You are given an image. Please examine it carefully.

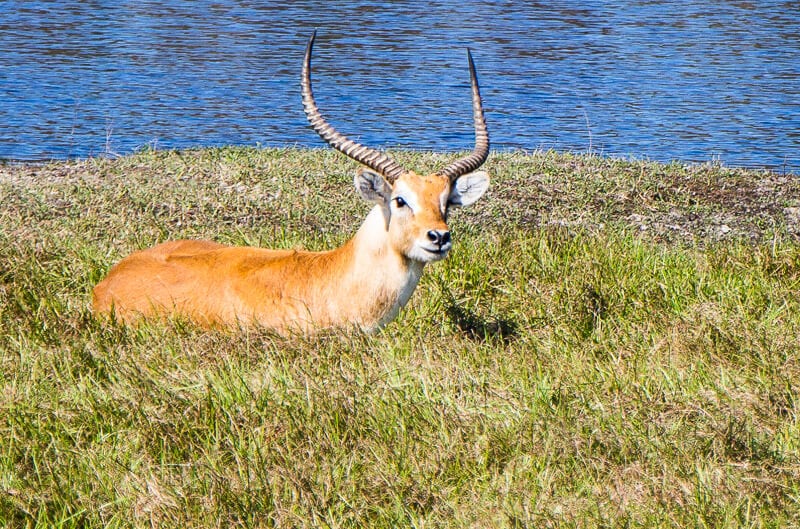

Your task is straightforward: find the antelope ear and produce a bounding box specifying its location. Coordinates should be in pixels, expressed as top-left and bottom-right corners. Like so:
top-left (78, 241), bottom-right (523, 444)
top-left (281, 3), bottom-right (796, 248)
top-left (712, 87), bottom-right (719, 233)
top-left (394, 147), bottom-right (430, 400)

top-left (355, 169), bottom-right (392, 204)
top-left (448, 171), bottom-right (489, 207)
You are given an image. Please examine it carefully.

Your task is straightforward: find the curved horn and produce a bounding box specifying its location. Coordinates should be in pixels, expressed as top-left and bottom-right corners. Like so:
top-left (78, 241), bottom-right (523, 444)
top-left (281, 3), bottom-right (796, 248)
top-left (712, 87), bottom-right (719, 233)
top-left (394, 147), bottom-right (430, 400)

top-left (301, 32), bottom-right (406, 183)
top-left (437, 49), bottom-right (490, 181)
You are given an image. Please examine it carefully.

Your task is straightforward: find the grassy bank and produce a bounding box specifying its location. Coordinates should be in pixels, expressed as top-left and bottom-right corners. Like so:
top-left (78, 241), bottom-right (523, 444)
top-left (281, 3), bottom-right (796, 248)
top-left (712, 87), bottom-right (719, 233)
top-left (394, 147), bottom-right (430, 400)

top-left (1, 147), bottom-right (800, 528)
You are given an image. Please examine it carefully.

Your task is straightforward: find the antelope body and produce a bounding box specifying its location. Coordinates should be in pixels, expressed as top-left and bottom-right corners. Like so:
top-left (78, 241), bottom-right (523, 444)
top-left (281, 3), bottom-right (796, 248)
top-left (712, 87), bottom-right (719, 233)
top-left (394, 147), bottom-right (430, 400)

top-left (92, 33), bottom-right (491, 334)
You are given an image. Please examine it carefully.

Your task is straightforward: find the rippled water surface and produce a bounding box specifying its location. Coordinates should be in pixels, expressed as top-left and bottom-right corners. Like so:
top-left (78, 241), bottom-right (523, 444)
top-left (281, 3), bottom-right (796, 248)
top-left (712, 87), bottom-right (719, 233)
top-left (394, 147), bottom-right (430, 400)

top-left (1, 1), bottom-right (798, 170)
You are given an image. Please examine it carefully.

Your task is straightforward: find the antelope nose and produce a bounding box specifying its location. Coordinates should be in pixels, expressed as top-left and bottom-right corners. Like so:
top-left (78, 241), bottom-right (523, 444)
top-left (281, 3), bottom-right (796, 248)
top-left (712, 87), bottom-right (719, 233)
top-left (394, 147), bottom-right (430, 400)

top-left (427, 230), bottom-right (451, 247)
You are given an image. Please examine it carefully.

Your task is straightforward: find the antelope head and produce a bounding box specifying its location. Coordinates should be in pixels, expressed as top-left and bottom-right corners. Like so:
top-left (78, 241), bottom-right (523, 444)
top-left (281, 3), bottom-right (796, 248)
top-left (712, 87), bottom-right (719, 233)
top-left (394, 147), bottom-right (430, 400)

top-left (301, 32), bottom-right (490, 265)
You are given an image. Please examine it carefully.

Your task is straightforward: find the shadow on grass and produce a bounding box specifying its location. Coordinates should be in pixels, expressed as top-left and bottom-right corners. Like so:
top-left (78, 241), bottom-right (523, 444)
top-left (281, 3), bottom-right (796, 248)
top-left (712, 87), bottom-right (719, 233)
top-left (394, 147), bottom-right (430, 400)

top-left (445, 302), bottom-right (519, 344)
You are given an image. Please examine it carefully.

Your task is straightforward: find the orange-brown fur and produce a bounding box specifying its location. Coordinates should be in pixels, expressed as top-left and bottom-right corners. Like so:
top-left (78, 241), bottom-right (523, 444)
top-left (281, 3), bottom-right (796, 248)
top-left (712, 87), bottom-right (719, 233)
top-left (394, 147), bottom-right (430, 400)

top-left (92, 170), bottom-right (488, 334)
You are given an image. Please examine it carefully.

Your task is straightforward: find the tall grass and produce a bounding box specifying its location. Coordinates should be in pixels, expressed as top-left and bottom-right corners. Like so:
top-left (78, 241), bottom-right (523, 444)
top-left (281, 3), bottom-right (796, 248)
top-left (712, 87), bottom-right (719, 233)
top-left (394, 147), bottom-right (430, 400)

top-left (1, 148), bottom-right (799, 527)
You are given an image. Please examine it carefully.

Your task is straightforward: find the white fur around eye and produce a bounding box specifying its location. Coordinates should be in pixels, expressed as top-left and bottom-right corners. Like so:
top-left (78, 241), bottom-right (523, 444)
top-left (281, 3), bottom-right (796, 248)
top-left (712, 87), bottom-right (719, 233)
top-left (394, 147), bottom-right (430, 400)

top-left (392, 182), bottom-right (420, 211)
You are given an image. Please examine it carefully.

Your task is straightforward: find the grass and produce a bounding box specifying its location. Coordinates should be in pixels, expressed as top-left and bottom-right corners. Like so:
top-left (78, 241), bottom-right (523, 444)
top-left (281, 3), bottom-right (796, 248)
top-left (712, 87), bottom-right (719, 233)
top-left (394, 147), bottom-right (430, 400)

top-left (1, 147), bottom-right (800, 527)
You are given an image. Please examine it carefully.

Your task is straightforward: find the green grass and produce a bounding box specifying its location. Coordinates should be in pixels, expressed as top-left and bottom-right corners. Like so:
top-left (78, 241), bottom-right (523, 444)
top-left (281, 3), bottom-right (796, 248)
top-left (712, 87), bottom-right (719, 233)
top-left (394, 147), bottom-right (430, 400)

top-left (1, 147), bottom-right (800, 527)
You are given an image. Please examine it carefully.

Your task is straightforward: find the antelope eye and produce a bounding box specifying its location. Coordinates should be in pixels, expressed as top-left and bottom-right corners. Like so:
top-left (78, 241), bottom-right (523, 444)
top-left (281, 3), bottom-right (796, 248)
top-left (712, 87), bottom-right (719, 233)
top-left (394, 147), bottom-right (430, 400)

top-left (394, 197), bottom-right (407, 208)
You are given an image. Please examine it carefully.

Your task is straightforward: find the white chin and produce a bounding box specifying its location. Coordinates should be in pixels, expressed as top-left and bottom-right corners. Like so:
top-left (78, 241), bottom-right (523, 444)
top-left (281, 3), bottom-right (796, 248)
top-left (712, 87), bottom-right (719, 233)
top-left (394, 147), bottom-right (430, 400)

top-left (409, 246), bottom-right (450, 263)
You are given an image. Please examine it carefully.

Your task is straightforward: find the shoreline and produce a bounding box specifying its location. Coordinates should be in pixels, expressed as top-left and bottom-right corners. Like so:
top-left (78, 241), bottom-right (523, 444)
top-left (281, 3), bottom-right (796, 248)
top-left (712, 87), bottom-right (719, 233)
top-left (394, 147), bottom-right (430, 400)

top-left (2, 147), bottom-right (798, 244)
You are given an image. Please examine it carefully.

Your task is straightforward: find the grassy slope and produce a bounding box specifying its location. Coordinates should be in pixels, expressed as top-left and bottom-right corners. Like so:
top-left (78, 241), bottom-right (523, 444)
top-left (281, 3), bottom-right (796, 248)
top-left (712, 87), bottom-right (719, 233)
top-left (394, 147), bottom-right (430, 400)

top-left (1, 148), bottom-right (800, 528)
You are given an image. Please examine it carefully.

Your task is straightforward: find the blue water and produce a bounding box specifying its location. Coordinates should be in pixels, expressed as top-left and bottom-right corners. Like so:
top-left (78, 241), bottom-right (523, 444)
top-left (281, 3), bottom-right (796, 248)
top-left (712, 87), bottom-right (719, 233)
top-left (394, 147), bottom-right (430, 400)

top-left (1, 1), bottom-right (798, 171)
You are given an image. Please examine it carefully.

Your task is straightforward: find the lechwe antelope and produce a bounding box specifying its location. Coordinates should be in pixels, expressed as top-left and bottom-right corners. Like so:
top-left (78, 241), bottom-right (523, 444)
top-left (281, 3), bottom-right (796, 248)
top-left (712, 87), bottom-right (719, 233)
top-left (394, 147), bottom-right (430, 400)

top-left (92, 32), bottom-right (491, 333)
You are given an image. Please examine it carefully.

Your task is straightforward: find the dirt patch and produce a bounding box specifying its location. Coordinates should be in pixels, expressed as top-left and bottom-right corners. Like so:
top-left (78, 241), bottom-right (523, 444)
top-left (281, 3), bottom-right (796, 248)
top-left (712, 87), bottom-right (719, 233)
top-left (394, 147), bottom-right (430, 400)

top-left (475, 153), bottom-right (800, 243)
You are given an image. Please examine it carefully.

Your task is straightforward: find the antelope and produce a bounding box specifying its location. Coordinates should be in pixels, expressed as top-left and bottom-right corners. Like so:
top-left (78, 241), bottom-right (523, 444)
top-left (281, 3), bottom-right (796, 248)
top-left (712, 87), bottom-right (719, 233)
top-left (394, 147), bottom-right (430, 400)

top-left (92, 32), bottom-right (491, 334)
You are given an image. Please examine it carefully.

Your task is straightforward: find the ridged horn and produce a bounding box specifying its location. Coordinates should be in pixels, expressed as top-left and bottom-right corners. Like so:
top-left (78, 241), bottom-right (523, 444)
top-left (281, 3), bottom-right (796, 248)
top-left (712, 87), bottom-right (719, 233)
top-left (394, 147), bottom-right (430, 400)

top-left (301, 31), bottom-right (406, 183)
top-left (437, 49), bottom-right (490, 181)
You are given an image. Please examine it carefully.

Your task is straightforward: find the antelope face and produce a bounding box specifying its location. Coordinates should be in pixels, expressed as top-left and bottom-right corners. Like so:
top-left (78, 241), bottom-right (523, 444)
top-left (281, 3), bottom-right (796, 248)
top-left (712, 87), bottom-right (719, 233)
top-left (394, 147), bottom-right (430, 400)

top-left (356, 169), bottom-right (490, 263)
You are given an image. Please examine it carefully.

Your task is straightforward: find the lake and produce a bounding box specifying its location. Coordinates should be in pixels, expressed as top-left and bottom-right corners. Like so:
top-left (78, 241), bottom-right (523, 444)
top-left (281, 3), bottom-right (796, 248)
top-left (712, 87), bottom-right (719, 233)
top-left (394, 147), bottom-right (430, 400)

top-left (1, 1), bottom-right (798, 171)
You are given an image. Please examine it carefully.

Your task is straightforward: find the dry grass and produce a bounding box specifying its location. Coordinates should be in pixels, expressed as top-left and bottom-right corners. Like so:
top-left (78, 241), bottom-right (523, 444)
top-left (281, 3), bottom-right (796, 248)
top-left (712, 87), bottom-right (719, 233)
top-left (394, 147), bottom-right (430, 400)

top-left (1, 148), bottom-right (800, 527)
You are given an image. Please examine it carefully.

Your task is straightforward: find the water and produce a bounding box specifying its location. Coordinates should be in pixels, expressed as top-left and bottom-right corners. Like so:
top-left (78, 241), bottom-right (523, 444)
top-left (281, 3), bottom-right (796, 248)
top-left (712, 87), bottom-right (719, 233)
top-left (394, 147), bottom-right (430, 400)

top-left (1, 1), bottom-right (798, 171)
